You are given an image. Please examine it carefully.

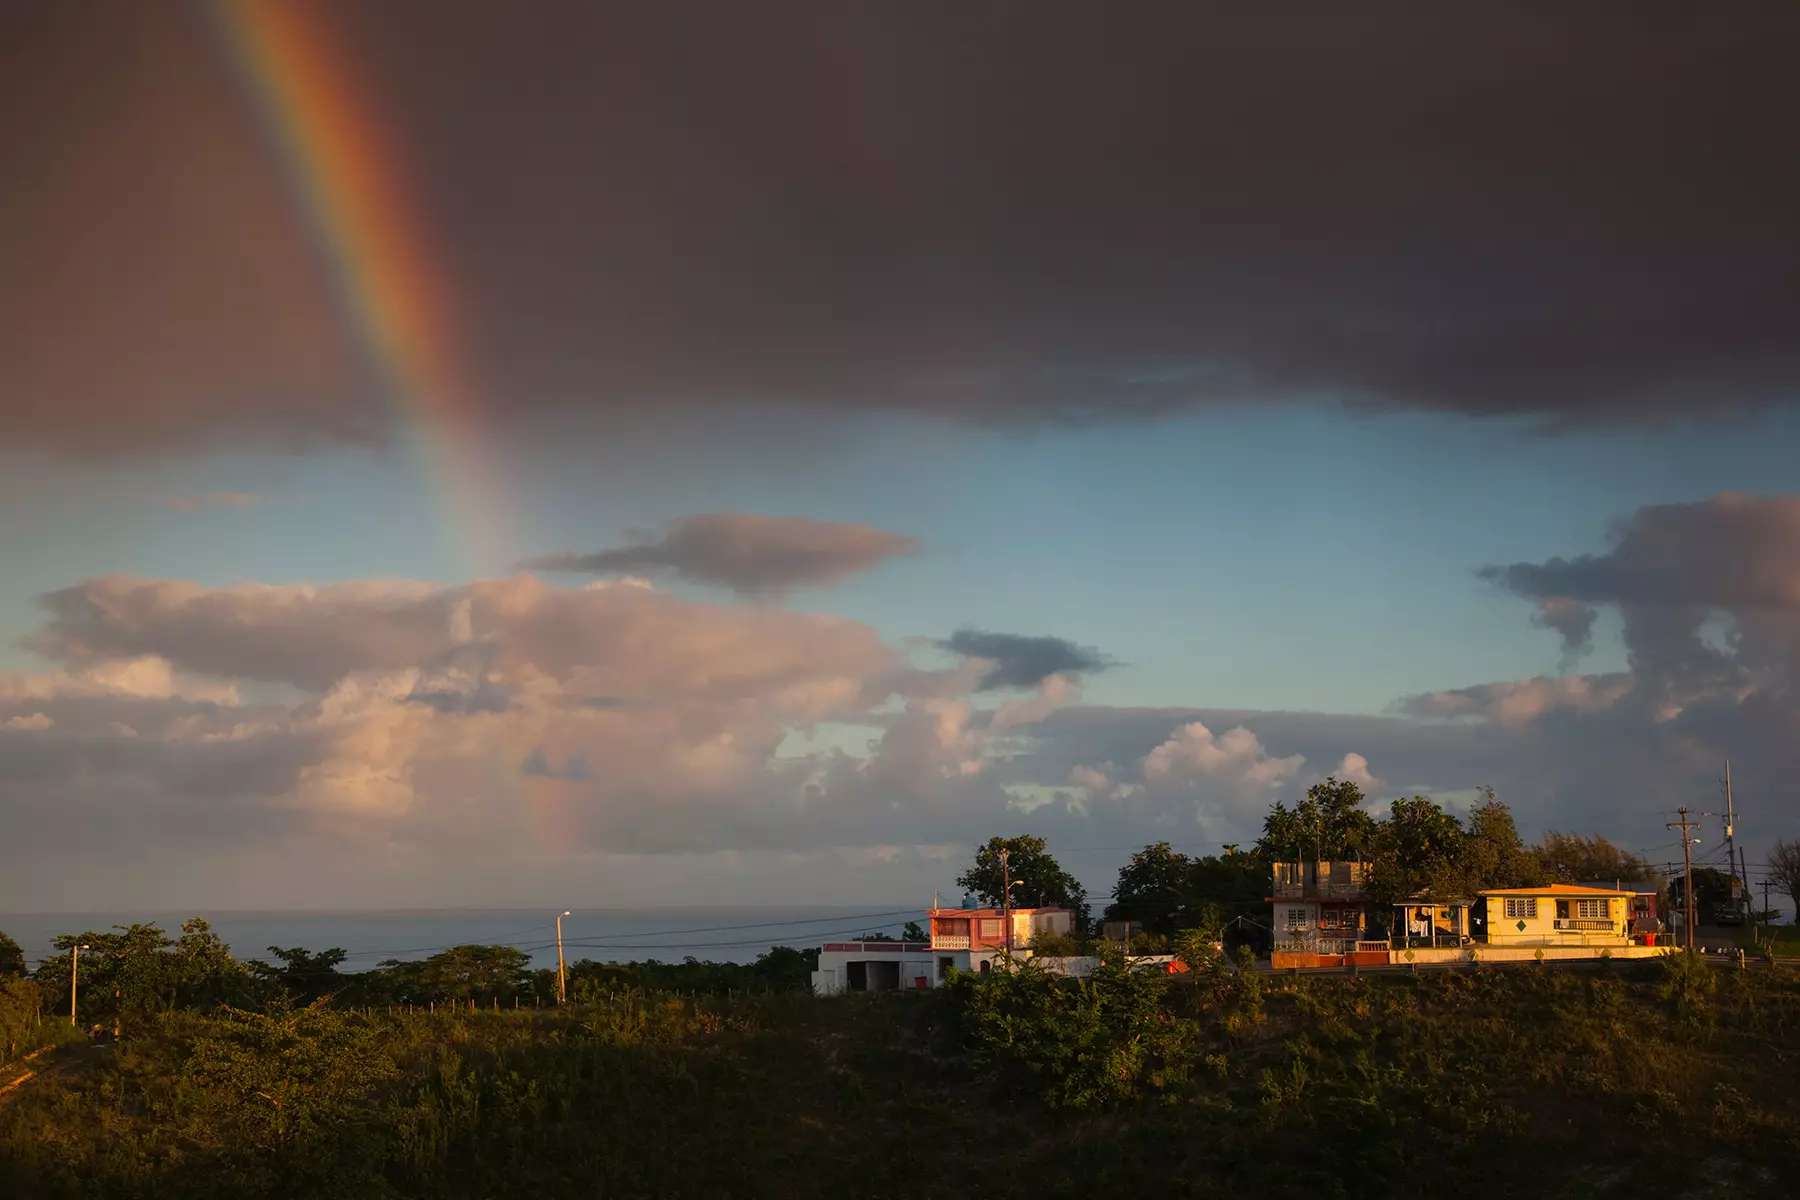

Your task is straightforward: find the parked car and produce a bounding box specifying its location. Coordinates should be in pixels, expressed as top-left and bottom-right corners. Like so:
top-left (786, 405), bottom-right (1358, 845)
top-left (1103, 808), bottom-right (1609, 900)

top-left (1712, 905), bottom-right (1745, 927)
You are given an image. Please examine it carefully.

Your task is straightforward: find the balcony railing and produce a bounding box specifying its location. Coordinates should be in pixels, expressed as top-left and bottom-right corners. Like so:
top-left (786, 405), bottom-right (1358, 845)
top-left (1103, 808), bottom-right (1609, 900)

top-left (1554, 919), bottom-right (1615, 932)
top-left (932, 935), bottom-right (971, 950)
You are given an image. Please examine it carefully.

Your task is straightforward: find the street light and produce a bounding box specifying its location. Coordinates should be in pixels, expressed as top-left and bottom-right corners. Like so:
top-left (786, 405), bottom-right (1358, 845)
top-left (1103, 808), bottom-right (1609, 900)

top-left (556, 911), bottom-right (571, 1005)
top-left (70, 943), bottom-right (90, 1027)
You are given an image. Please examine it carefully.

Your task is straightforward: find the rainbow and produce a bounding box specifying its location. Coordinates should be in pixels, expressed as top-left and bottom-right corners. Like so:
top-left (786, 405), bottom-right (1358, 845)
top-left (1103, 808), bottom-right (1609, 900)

top-left (211, 0), bottom-right (515, 575)
top-left (213, 1), bottom-right (591, 854)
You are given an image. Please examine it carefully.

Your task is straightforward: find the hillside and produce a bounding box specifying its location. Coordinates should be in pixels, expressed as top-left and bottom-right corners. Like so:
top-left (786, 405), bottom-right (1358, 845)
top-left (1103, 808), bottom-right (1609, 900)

top-left (1, 958), bottom-right (1796, 1199)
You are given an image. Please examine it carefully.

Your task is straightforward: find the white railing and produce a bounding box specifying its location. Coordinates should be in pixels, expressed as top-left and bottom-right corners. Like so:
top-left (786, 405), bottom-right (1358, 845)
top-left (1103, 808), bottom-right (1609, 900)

top-left (933, 935), bottom-right (971, 950)
top-left (1555, 919), bottom-right (1614, 932)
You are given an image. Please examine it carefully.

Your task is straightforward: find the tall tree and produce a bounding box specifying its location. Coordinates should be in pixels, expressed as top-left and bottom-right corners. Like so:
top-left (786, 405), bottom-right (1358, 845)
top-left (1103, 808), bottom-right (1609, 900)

top-left (1769, 839), bottom-right (1800, 919)
top-left (1667, 867), bottom-right (1737, 915)
top-left (0, 930), bottom-right (25, 978)
top-left (1106, 842), bottom-right (1194, 934)
top-left (957, 836), bottom-right (1090, 927)
top-left (1458, 789), bottom-right (1545, 892)
top-left (1530, 831), bottom-right (1654, 883)
top-left (1256, 777), bottom-right (1378, 862)
top-left (246, 946), bottom-right (350, 1006)
top-left (1366, 796), bottom-right (1467, 906)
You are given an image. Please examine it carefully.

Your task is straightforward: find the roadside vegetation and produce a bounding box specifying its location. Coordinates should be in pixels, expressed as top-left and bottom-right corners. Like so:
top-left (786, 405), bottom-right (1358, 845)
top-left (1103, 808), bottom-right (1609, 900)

top-left (1, 947), bottom-right (1795, 1198)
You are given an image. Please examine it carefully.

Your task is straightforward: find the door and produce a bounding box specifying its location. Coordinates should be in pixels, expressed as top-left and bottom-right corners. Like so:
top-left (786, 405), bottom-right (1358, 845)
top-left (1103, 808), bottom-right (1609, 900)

top-left (846, 960), bottom-right (868, 992)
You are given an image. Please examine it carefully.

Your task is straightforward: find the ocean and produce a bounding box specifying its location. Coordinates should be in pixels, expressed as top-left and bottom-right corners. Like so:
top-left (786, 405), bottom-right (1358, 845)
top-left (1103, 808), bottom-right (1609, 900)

top-left (0, 907), bottom-right (923, 974)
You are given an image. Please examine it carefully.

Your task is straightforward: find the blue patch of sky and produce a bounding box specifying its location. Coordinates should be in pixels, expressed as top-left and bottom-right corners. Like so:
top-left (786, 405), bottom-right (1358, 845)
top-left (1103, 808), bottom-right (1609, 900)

top-left (6, 402), bottom-right (1798, 716)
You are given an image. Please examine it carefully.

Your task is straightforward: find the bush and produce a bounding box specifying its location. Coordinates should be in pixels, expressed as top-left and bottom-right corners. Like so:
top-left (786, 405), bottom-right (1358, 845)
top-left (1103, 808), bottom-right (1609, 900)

top-left (950, 957), bottom-right (1194, 1110)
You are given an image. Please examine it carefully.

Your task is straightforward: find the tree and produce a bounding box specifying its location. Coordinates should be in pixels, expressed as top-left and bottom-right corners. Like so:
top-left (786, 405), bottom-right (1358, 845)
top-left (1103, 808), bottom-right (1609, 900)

top-left (1668, 867), bottom-right (1736, 915)
top-left (853, 932), bottom-right (898, 942)
top-left (957, 836), bottom-right (1090, 928)
top-left (0, 930), bottom-right (25, 977)
top-left (1173, 848), bottom-right (1270, 947)
top-left (1769, 839), bottom-right (1800, 921)
top-left (1366, 796), bottom-right (1466, 907)
top-left (247, 946), bottom-right (350, 1006)
top-left (418, 945), bottom-right (533, 1003)
top-left (1531, 831), bottom-right (1654, 884)
top-left (1106, 842), bottom-right (1193, 934)
top-left (1256, 777), bottom-right (1378, 863)
top-left (1457, 789), bottom-right (1546, 893)
top-left (902, 920), bottom-right (927, 942)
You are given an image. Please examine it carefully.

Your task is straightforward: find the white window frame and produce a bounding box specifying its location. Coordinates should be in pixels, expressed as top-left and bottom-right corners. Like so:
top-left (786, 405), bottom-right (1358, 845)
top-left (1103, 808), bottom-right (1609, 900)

top-left (1504, 897), bottom-right (1538, 920)
top-left (978, 918), bottom-right (1003, 939)
top-left (1574, 899), bottom-right (1609, 920)
top-left (1285, 907), bottom-right (1310, 931)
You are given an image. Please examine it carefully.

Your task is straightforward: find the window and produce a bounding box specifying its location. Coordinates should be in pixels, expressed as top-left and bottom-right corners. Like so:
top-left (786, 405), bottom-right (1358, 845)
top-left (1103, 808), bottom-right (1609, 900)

top-left (1285, 908), bottom-right (1310, 931)
top-left (978, 918), bottom-right (1003, 939)
top-left (1504, 898), bottom-right (1538, 920)
top-left (1575, 899), bottom-right (1609, 920)
top-left (1319, 909), bottom-right (1340, 928)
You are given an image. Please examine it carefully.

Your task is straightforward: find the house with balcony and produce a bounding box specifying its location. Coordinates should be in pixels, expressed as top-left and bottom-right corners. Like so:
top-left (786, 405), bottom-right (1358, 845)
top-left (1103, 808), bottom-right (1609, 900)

top-left (928, 900), bottom-right (1075, 975)
top-left (1578, 879), bottom-right (1664, 941)
top-left (810, 902), bottom-right (1077, 995)
top-left (1269, 861), bottom-right (1386, 968)
top-left (1478, 884), bottom-right (1635, 948)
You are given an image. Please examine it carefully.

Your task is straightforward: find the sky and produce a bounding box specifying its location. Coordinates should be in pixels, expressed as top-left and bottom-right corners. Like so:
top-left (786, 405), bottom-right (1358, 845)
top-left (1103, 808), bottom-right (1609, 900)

top-left (2, 1), bottom-right (1798, 914)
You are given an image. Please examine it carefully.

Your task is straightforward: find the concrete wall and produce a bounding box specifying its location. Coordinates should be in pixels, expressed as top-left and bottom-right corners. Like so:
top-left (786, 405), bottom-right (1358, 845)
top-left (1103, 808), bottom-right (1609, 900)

top-left (1397, 945), bottom-right (1667, 965)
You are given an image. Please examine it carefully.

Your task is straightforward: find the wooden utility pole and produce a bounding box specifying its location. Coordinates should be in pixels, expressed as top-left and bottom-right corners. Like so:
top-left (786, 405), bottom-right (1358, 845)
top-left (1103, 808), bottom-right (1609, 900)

top-left (69, 943), bottom-right (86, 1027)
top-left (1000, 847), bottom-right (1012, 956)
top-left (556, 910), bottom-right (570, 1005)
top-left (1667, 808), bottom-right (1701, 949)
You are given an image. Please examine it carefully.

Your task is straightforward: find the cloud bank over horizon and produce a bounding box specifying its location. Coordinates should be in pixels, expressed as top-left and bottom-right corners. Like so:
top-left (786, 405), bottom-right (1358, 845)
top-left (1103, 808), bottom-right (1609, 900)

top-left (4, 495), bottom-right (1797, 911)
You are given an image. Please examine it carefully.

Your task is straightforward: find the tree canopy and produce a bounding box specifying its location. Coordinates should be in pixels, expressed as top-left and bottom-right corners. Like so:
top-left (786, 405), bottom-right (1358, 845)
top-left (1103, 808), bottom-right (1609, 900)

top-left (1770, 839), bottom-right (1800, 916)
top-left (0, 930), bottom-right (24, 978)
top-left (1530, 831), bottom-right (1655, 884)
top-left (957, 836), bottom-right (1089, 927)
top-left (1256, 777), bottom-right (1378, 863)
top-left (1105, 843), bottom-right (1267, 938)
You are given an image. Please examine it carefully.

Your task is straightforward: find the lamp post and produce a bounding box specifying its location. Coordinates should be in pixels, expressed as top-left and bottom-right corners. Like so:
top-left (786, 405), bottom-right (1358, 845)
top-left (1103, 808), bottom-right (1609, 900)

top-left (70, 943), bottom-right (90, 1027)
top-left (556, 911), bottom-right (571, 1004)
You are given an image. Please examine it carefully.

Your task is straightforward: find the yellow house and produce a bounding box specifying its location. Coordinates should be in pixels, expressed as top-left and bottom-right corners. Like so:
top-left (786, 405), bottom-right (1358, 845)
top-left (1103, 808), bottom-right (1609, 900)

top-left (1479, 885), bottom-right (1634, 947)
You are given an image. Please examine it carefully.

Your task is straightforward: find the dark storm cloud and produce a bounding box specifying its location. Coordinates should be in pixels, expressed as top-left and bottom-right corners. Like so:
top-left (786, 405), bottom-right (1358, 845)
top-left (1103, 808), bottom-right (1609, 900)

top-left (520, 513), bottom-right (920, 596)
top-left (1478, 492), bottom-right (1800, 715)
top-left (940, 628), bottom-right (1110, 691)
top-left (1531, 598), bottom-right (1600, 673)
top-left (5, 2), bottom-right (1800, 455)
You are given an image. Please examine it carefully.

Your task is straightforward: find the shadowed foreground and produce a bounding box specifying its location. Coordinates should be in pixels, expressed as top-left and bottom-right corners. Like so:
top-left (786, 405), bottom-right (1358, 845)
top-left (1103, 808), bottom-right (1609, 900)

top-left (1, 961), bottom-right (1796, 1199)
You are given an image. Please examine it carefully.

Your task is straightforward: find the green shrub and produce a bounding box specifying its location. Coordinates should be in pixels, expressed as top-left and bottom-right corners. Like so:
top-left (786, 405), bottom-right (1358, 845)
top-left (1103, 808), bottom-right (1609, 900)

top-left (950, 957), bottom-right (1193, 1110)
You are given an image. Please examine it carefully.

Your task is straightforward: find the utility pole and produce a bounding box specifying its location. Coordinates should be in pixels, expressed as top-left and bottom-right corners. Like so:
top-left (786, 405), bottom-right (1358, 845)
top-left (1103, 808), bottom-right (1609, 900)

top-left (556, 911), bottom-right (570, 1004)
top-left (1739, 846), bottom-right (1754, 931)
top-left (69, 943), bottom-right (89, 1027)
top-left (1000, 847), bottom-right (1012, 956)
top-left (1721, 761), bottom-right (1750, 916)
top-left (1667, 808), bottom-right (1701, 950)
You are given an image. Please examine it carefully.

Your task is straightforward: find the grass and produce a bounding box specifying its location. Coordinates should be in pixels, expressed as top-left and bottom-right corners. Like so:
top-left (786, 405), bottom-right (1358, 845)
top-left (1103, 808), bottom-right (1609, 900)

top-left (1741, 923), bottom-right (1800, 957)
top-left (0, 966), bottom-right (1796, 1199)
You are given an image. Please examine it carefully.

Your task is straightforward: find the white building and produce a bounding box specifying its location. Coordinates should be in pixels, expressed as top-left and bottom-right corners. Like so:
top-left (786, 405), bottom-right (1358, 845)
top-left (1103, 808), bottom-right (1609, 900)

top-left (810, 903), bottom-right (1078, 995)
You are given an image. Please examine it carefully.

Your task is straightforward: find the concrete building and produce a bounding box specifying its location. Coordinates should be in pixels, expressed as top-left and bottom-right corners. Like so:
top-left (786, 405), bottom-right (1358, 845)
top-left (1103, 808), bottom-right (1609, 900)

top-left (810, 940), bottom-right (936, 996)
top-left (1270, 861), bottom-right (1387, 967)
top-left (810, 902), bottom-right (1078, 995)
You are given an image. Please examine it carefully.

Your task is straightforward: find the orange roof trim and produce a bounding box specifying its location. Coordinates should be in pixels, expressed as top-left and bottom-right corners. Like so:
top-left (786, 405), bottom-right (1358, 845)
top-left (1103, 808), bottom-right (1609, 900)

top-left (1479, 885), bottom-right (1635, 896)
